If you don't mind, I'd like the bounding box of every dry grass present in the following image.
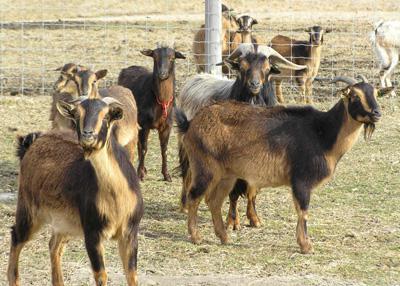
[1,1,400,285]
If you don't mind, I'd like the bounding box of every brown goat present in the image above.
[193,6,258,74]
[8,95,144,286]
[176,76,392,253]
[270,26,331,103]
[50,64,139,162]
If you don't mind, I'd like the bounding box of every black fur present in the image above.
[174,108,190,135]
[16,132,41,161]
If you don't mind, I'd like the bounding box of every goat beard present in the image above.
[363,123,375,140]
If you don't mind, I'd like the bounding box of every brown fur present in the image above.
[179,90,379,252]
[270,27,330,103]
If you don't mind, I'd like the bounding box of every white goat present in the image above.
[371,20,400,96]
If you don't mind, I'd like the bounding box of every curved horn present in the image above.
[102,97,123,106]
[330,76,357,86]
[357,74,369,83]
[257,46,307,71]
[227,43,255,61]
[68,96,88,104]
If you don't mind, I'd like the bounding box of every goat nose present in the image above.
[250,80,260,87]
[372,109,381,117]
[82,130,94,137]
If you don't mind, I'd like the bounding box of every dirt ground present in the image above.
[0,1,400,285]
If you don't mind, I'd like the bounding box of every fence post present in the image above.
[205,0,222,76]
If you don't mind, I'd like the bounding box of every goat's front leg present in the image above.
[84,232,107,286]
[274,80,285,103]
[137,128,150,181]
[292,183,313,254]
[305,80,313,104]
[246,185,261,228]
[158,124,172,182]
[118,227,139,286]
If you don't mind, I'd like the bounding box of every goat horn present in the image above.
[258,46,307,71]
[68,96,88,104]
[357,75,369,83]
[330,76,357,85]
[102,97,123,106]
[227,43,255,61]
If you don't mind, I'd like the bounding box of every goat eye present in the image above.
[353,96,360,102]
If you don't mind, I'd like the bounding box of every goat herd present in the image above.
[6,4,400,286]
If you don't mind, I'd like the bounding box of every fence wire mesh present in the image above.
[0,0,399,103]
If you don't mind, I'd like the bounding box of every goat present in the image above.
[193,4,258,74]
[8,95,144,286]
[270,26,331,103]
[50,64,139,162]
[371,20,400,97]
[118,43,185,182]
[175,75,392,253]
[177,44,307,228]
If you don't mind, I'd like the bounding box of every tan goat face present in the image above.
[236,15,258,33]
[306,26,331,46]
[73,69,107,98]
[53,63,88,92]
[57,98,123,152]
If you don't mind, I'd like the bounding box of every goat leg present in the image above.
[137,128,150,181]
[158,125,172,182]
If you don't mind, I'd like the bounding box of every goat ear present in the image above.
[304,27,312,33]
[54,66,63,71]
[109,105,124,122]
[175,51,186,59]
[325,27,332,33]
[270,65,281,74]
[378,86,395,97]
[252,18,258,25]
[340,87,352,98]
[56,100,76,120]
[224,59,241,71]
[140,49,154,57]
[95,69,108,80]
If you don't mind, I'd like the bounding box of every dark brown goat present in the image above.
[50,64,139,162]
[176,76,391,253]
[8,96,143,286]
[118,44,185,181]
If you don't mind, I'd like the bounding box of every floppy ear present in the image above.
[252,18,258,25]
[340,87,352,98]
[378,86,395,97]
[95,69,108,81]
[54,66,63,71]
[109,105,124,121]
[175,51,186,59]
[56,100,76,120]
[270,65,281,74]
[140,49,154,57]
[224,59,241,71]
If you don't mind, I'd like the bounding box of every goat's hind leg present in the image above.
[137,128,150,181]
[227,179,248,231]
[246,185,261,228]
[49,233,68,286]
[8,203,42,286]
[206,177,236,244]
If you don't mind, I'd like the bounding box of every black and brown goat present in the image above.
[177,44,306,228]
[176,75,392,253]
[118,44,185,181]
[50,64,139,162]
[8,95,144,286]
[270,26,331,103]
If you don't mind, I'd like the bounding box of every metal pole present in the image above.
[205,0,222,76]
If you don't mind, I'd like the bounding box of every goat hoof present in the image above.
[232,223,241,231]
[163,173,172,182]
[190,235,202,245]
[299,239,313,254]
[249,218,261,228]
[220,235,230,245]
[179,206,188,214]
[226,218,241,231]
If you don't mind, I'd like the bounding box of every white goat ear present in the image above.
[378,87,395,97]
[56,100,76,120]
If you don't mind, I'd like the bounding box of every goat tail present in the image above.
[174,107,190,135]
[16,132,41,161]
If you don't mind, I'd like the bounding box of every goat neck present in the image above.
[324,98,363,169]
[152,66,175,118]
[240,31,253,43]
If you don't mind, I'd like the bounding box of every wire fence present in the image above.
[0,0,399,102]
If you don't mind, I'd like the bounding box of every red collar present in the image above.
[156,96,174,119]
